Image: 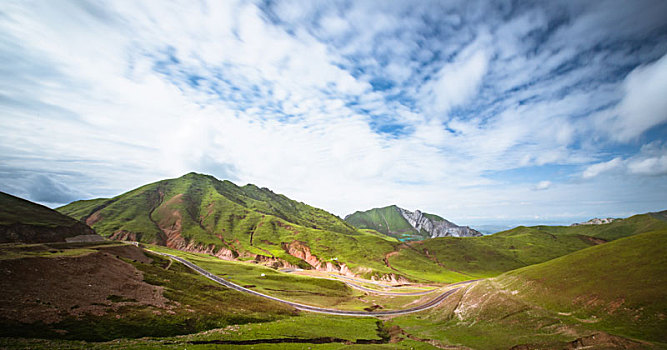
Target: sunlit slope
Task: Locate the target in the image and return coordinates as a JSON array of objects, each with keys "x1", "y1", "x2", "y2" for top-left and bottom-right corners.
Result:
[
  {"x1": 59, "y1": 172, "x2": 357, "y2": 238},
  {"x1": 531, "y1": 210, "x2": 667, "y2": 241},
  {"x1": 388, "y1": 212, "x2": 667, "y2": 282},
  {"x1": 57, "y1": 173, "x2": 400, "y2": 278},
  {"x1": 498, "y1": 228, "x2": 667, "y2": 343},
  {"x1": 387, "y1": 228, "x2": 667, "y2": 349},
  {"x1": 345, "y1": 205, "x2": 418, "y2": 237}
]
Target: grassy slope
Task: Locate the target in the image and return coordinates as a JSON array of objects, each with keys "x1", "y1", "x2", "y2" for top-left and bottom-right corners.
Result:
[
  {"x1": 1, "y1": 314, "x2": 437, "y2": 349},
  {"x1": 57, "y1": 173, "x2": 401, "y2": 278},
  {"x1": 344, "y1": 205, "x2": 422, "y2": 241},
  {"x1": 499, "y1": 229, "x2": 667, "y2": 343},
  {"x1": 0, "y1": 243, "x2": 295, "y2": 342},
  {"x1": 531, "y1": 210, "x2": 667, "y2": 241},
  {"x1": 389, "y1": 213, "x2": 667, "y2": 283},
  {"x1": 0, "y1": 243, "x2": 438, "y2": 349},
  {"x1": 0, "y1": 192, "x2": 80, "y2": 228},
  {"x1": 59, "y1": 172, "x2": 356, "y2": 237},
  {"x1": 389, "y1": 229, "x2": 667, "y2": 349}
]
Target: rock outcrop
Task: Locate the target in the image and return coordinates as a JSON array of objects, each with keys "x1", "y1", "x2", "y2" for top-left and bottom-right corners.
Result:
[
  {"x1": 397, "y1": 208, "x2": 482, "y2": 238},
  {"x1": 571, "y1": 218, "x2": 618, "y2": 226},
  {"x1": 282, "y1": 241, "x2": 354, "y2": 276}
]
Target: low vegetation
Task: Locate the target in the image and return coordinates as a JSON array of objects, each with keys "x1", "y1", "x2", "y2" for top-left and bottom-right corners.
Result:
[
  {"x1": 388, "y1": 212, "x2": 667, "y2": 283},
  {"x1": 388, "y1": 228, "x2": 667, "y2": 349}
]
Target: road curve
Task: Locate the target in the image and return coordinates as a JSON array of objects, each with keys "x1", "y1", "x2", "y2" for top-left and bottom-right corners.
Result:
[
  {"x1": 149, "y1": 250, "x2": 476, "y2": 317},
  {"x1": 329, "y1": 273, "x2": 437, "y2": 291},
  {"x1": 340, "y1": 280, "x2": 438, "y2": 296}
]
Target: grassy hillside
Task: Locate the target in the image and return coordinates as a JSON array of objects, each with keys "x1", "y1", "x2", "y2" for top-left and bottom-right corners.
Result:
[
  {"x1": 388, "y1": 212, "x2": 667, "y2": 283},
  {"x1": 344, "y1": 205, "x2": 423, "y2": 240},
  {"x1": 59, "y1": 172, "x2": 357, "y2": 238},
  {"x1": 498, "y1": 228, "x2": 667, "y2": 343},
  {"x1": 0, "y1": 242, "x2": 295, "y2": 341},
  {"x1": 1, "y1": 192, "x2": 77, "y2": 227},
  {"x1": 0, "y1": 242, "x2": 441, "y2": 349},
  {"x1": 388, "y1": 228, "x2": 667, "y2": 349},
  {"x1": 0, "y1": 192, "x2": 97, "y2": 243},
  {"x1": 345, "y1": 205, "x2": 416, "y2": 235},
  {"x1": 57, "y1": 173, "x2": 402, "y2": 279},
  {"x1": 531, "y1": 211, "x2": 667, "y2": 241}
]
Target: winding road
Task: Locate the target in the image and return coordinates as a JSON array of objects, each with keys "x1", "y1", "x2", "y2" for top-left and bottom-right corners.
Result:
[
  {"x1": 336, "y1": 279, "x2": 438, "y2": 296},
  {"x1": 150, "y1": 250, "x2": 477, "y2": 317}
]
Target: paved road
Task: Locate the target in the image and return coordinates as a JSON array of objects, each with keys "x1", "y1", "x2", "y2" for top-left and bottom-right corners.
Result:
[{"x1": 150, "y1": 250, "x2": 477, "y2": 317}]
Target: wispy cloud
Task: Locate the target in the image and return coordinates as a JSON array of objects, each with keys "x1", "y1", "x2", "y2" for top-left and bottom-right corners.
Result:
[{"x1": 0, "y1": 0, "x2": 665, "y2": 223}]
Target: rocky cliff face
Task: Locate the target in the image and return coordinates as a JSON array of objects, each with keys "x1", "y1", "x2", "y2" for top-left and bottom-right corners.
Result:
[
  {"x1": 571, "y1": 218, "x2": 618, "y2": 226},
  {"x1": 397, "y1": 208, "x2": 482, "y2": 238}
]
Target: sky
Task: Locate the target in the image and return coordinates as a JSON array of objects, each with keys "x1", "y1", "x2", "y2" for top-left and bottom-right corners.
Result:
[{"x1": 1, "y1": 0, "x2": 666, "y2": 227}]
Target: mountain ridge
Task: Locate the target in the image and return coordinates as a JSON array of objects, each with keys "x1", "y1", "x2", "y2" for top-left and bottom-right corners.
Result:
[
  {"x1": 345, "y1": 205, "x2": 482, "y2": 240},
  {"x1": 0, "y1": 191, "x2": 100, "y2": 243},
  {"x1": 57, "y1": 173, "x2": 407, "y2": 280}
]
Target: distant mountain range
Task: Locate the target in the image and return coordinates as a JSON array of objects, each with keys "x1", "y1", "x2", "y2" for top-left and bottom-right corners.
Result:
[{"x1": 344, "y1": 205, "x2": 482, "y2": 240}]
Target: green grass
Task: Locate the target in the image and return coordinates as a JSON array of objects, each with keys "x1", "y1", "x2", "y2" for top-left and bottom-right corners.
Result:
[
  {"x1": 388, "y1": 226, "x2": 594, "y2": 282},
  {"x1": 388, "y1": 228, "x2": 667, "y2": 349},
  {"x1": 56, "y1": 173, "x2": 404, "y2": 279},
  {"x1": 147, "y1": 245, "x2": 437, "y2": 311},
  {"x1": 344, "y1": 205, "x2": 419, "y2": 237},
  {"x1": 388, "y1": 214, "x2": 667, "y2": 283},
  {"x1": 498, "y1": 229, "x2": 667, "y2": 343},
  {"x1": 530, "y1": 211, "x2": 667, "y2": 241},
  {"x1": 389, "y1": 280, "x2": 600, "y2": 349},
  {"x1": 147, "y1": 246, "x2": 357, "y2": 307},
  {"x1": 0, "y1": 315, "x2": 439, "y2": 349},
  {"x1": 56, "y1": 173, "x2": 664, "y2": 285},
  {"x1": 0, "y1": 244, "x2": 96, "y2": 260}
]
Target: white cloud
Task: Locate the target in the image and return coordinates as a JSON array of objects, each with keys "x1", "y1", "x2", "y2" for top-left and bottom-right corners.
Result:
[
  {"x1": 605, "y1": 53, "x2": 667, "y2": 142},
  {"x1": 582, "y1": 158, "x2": 623, "y2": 179},
  {"x1": 422, "y1": 33, "x2": 490, "y2": 116},
  {"x1": 628, "y1": 156, "x2": 667, "y2": 176},
  {"x1": 1, "y1": 0, "x2": 666, "y2": 225},
  {"x1": 582, "y1": 142, "x2": 667, "y2": 179},
  {"x1": 533, "y1": 181, "x2": 552, "y2": 191},
  {"x1": 627, "y1": 142, "x2": 667, "y2": 176}
]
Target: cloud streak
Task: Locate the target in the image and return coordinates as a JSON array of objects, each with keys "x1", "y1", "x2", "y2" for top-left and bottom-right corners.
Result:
[{"x1": 0, "y1": 0, "x2": 666, "y2": 224}]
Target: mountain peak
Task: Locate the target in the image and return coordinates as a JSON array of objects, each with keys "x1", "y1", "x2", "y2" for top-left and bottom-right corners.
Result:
[{"x1": 345, "y1": 205, "x2": 481, "y2": 240}]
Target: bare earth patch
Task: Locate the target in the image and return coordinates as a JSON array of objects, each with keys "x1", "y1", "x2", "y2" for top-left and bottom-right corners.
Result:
[{"x1": 0, "y1": 250, "x2": 166, "y2": 324}]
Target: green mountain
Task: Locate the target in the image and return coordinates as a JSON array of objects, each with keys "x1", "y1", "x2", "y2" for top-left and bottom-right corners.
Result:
[
  {"x1": 345, "y1": 205, "x2": 481, "y2": 241},
  {"x1": 57, "y1": 173, "x2": 400, "y2": 278},
  {"x1": 0, "y1": 191, "x2": 98, "y2": 243},
  {"x1": 345, "y1": 205, "x2": 416, "y2": 238}
]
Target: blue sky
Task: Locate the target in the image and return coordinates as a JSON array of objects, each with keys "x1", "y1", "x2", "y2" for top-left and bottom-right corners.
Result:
[{"x1": 1, "y1": 0, "x2": 666, "y2": 226}]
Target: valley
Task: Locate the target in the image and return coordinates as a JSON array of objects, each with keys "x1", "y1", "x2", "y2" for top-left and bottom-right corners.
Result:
[{"x1": 1, "y1": 174, "x2": 666, "y2": 349}]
